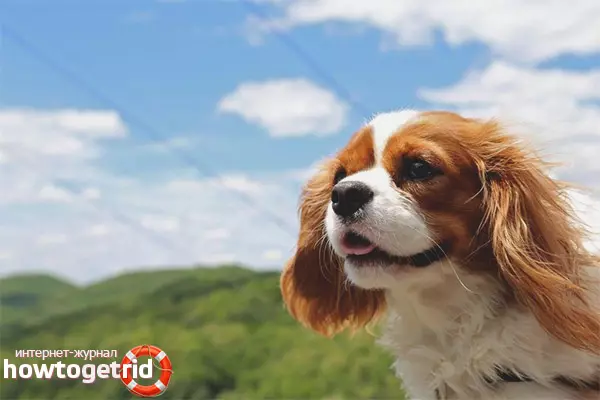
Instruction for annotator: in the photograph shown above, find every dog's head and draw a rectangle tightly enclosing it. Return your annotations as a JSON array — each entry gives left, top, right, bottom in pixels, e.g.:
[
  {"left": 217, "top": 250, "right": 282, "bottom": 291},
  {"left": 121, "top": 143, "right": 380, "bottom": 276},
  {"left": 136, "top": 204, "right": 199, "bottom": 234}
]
[{"left": 281, "top": 110, "right": 600, "bottom": 352}]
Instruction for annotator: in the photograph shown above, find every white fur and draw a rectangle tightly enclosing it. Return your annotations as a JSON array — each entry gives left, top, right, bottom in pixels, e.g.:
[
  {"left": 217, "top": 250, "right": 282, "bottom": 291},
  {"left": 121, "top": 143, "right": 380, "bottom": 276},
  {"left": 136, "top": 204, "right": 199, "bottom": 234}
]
[
  {"left": 369, "top": 109, "right": 420, "bottom": 163},
  {"left": 325, "top": 110, "right": 433, "bottom": 288},
  {"left": 325, "top": 110, "right": 600, "bottom": 399},
  {"left": 378, "top": 263, "right": 600, "bottom": 399},
  {"left": 325, "top": 167, "right": 432, "bottom": 281}
]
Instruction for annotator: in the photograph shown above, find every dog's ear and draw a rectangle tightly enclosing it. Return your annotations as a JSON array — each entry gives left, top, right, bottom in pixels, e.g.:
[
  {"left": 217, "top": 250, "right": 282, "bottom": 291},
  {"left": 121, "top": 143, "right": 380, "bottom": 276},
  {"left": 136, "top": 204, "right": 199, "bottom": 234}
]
[
  {"left": 479, "top": 124, "right": 600, "bottom": 353},
  {"left": 280, "top": 160, "right": 385, "bottom": 336}
]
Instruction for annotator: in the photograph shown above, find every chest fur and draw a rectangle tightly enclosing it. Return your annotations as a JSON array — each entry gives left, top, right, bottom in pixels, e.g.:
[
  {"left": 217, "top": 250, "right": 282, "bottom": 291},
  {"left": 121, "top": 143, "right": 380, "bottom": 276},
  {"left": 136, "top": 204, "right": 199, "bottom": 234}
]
[{"left": 378, "top": 294, "right": 599, "bottom": 399}]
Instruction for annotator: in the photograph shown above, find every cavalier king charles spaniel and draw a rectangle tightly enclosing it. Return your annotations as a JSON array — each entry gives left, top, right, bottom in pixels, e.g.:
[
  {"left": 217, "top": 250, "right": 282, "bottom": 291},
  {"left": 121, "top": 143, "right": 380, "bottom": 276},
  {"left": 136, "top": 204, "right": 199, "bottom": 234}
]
[{"left": 280, "top": 110, "right": 600, "bottom": 399}]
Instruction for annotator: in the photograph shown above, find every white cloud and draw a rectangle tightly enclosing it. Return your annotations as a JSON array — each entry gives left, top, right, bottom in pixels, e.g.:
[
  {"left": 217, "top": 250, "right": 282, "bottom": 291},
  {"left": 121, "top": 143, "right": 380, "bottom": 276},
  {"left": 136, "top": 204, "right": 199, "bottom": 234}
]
[
  {"left": 218, "top": 174, "right": 265, "bottom": 194},
  {"left": 251, "top": 0, "right": 600, "bottom": 63},
  {"left": 217, "top": 78, "right": 349, "bottom": 137},
  {"left": 36, "top": 234, "right": 68, "bottom": 246},
  {"left": 0, "top": 160, "right": 303, "bottom": 282},
  {"left": 262, "top": 249, "right": 283, "bottom": 261},
  {"left": 85, "top": 224, "right": 111, "bottom": 237},
  {"left": 38, "top": 184, "right": 74, "bottom": 203},
  {"left": 0, "top": 108, "right": 126, "bottom": 140},
  {"left": 0, "top": 165, "right": 303, "bottom": 283},
  {"left": 28, "top": 185, "right": 100, "bottom": 204},
  {"left": 0, "top": 104, "right": 307, "bottom": 283},
  {"left": 140, "top": 215, "right": 181, "bottom": 233},
  {"left": 203, "top": 228, "right": 230, "bottom": 240},
  {"left": 419, "top": 61, "right": 600, "bottom": 184},
  {"left": 569, "top": 189, "right": 600, "bottom": 253},
  {"left": 164, "top": 174, "right": 277, "bottom": 198},
  {"left": 0, "top": 108, "right": 127, "bottom": 206},
  {"left": 0, "top": 149, "right": 9, "bottom": 164},
  {"left": 81, "top": 187, "right": 101, "bottom": 201}
]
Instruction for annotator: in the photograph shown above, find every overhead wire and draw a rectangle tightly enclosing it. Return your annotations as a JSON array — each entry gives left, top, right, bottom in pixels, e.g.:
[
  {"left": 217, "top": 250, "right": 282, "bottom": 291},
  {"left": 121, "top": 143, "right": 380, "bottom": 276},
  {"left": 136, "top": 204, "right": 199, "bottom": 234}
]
[
  {"left": 0, "top": 3, "right": 371, "bottom": 255},
  {"left": 239, "top": 0, "right": 374, "bottom": 118},
  {"left": 0, "top": 22, "right": 296, "bottom": 244}
]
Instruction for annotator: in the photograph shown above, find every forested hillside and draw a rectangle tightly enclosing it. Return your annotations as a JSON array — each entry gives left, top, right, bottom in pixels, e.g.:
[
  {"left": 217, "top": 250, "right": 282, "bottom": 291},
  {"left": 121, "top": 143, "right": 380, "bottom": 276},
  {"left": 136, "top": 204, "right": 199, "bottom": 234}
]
[{"left": 0, "top": 266, "right": 406, "bottom": 399}]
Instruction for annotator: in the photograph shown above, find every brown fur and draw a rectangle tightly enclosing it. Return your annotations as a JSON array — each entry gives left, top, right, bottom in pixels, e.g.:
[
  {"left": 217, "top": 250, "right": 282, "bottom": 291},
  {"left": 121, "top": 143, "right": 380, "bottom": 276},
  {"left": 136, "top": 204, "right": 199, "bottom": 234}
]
[
  {"left": 281, "top": 111, "right": 600, "bottom": 353},
  {"left": 475, "top": 122, "right": 600, "bottom": 354},
  {"left": 280, "top": 128, "right": 385, "bottom": 336}
]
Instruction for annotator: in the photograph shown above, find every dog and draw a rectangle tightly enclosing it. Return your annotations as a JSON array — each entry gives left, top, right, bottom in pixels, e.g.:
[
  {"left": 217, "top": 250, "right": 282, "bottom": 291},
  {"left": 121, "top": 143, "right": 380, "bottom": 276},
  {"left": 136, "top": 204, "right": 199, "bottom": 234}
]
[{"left": 280, "top": 110, "right": 600, "bottom": 399}]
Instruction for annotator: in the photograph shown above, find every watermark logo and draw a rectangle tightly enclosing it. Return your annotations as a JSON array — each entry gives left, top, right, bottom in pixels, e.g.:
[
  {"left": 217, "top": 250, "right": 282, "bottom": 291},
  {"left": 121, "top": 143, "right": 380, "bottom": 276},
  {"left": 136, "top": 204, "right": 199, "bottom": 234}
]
[
  {"left": 120, "top": 345, "right": 172, "bottom": 397},
  {"left": 4, "top": 344, "right": 173, "bottom": 398}
]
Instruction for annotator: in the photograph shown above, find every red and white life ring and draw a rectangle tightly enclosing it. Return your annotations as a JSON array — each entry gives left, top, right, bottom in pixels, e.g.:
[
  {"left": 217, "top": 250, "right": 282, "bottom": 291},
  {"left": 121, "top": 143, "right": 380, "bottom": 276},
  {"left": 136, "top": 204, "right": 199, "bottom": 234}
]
[{"left": 120, "top": 345, "right": 172, "bottom": 397}]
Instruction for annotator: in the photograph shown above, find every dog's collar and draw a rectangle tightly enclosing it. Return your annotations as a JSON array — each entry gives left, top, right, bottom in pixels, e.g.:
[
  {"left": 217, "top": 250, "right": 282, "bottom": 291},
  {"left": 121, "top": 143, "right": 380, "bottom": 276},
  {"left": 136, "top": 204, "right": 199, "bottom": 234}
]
[
  {"left": 407, "top": 242, "right": 449, "bottom": 268},
  {"left": 487, "top": 367, "right": 600, "bottom": 391},
  {"left": 434, "top": 367, "right": 599, "bottom": 399}
]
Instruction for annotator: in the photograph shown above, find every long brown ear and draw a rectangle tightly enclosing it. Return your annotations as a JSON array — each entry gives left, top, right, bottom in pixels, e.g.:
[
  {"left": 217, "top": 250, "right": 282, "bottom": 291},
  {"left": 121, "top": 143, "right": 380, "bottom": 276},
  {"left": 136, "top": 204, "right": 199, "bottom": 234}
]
[
  {"left": 281, "top": 160, "right": 385, "bottom": 336},
  {"left": 479, "top": 129, "right": 600, "bottom": 353}
]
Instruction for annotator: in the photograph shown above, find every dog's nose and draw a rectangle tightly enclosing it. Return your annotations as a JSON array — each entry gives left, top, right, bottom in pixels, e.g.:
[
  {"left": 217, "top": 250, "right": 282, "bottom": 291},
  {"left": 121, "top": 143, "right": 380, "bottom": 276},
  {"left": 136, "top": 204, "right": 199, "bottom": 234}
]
[{"left": 331, "top": 181, "right": 374, "bottom": 218}]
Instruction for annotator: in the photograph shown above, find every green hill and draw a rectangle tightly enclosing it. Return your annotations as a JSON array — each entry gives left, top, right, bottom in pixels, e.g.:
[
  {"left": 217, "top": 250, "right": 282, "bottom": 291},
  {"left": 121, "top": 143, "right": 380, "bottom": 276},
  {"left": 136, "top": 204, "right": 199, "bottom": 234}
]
[
  {"left": 0, "top": 274, "right": 79, "bottom": 325},
  {"left": 0, "top": 265, "right": 406, "bottom": 399}
]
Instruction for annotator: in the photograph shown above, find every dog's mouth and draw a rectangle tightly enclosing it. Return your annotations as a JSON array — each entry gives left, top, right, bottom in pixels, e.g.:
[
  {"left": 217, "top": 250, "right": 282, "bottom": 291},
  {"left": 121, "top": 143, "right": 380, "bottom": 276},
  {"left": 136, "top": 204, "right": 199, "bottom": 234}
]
[
  {"left": 340, "top": 231, "right": 449, "bottom": 268},
  {"left": 341, "top": 231, "right": 375, "bottom": 254},
  {"left": 340, "top": 231, "right": 401, "bottom": 266}
]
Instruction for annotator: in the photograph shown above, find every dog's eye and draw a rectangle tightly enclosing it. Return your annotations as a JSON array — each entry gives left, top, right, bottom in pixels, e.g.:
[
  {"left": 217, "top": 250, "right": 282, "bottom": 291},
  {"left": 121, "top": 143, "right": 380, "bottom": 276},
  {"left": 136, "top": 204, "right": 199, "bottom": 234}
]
[
  {"left": 405, "top": 159, "right": 438, "bottom": 181},
  {"left": 333, "top": 168, "right": 346, "bottom": 185}
]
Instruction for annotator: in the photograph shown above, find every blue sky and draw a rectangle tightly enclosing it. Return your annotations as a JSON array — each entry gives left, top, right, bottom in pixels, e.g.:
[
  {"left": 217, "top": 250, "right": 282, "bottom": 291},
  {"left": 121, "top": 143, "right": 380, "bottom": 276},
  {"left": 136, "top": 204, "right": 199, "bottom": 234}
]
[
  {"left": 1, "top": 0, "right": 600, "bottom": 283},
  {"left": 2, "top": 0, "right": 483, "bottom": 173}
]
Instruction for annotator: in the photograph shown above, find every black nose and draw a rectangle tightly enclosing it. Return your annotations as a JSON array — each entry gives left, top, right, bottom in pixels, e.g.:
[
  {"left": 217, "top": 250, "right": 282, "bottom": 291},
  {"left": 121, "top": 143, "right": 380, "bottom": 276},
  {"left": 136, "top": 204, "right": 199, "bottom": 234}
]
[{"left": 331, "top": 181, "right": 374, "bottom": 218}]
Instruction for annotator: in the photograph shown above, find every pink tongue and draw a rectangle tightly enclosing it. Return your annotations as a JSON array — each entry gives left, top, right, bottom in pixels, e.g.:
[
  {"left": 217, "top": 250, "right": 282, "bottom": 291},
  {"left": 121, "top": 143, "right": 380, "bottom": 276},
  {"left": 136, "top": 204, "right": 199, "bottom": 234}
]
[{"left": 341, "top": 240, "right": 376, "bottom": 255}]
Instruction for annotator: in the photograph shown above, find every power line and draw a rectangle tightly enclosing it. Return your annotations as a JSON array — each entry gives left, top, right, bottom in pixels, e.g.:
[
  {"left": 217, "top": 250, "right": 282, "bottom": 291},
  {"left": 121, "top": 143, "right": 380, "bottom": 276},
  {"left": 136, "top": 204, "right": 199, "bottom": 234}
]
[
  {"left": 0, "top": 22, "right": 203, "bottom": 258},
  {"left": 0, "top": 22, "right": 297, "bottom": 239},
  {"left": 239, "top": 0, "right": 373, "bottom": 119},
  {"left": 79, "top": 198, "right": 195, "bottom": 257},
  {"left": 1, "top": 3, "right": 374, "bottom": 248}
]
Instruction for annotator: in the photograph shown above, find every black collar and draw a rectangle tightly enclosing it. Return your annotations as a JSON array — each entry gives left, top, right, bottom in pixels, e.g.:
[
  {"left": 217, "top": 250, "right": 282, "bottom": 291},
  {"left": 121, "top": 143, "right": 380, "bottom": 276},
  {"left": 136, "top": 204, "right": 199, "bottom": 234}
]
[
  {"left": 408, "top": 243, "right": 449, "bottom": 268},
  {"left": 434, "top": 367, "right": 599, "bottom": 399},
  {"left": 488, "top": 367, "right": 600, "bottom": 391}
]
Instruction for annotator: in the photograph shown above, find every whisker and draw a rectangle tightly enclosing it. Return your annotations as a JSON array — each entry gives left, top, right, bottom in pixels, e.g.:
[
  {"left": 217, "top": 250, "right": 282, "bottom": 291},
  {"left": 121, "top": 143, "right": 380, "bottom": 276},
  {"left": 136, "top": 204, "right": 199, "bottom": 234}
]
[{"left": 411, "top": 208, "right": 478, "bottom": 295}]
